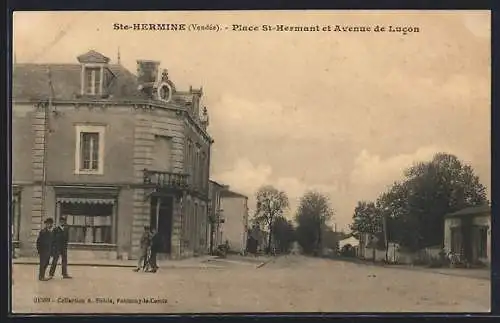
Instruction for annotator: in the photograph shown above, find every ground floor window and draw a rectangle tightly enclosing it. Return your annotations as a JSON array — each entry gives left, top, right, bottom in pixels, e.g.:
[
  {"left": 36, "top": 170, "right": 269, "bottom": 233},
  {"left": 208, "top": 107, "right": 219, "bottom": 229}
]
[
  {"left": 59, "top": 201, "right": 114, "bottom": 244},
  {"left": 478, "top": 226, "right": 488, "bottom": 258},
  {"left": 12, "top": 191, "right": 21, "bottom": 241}
]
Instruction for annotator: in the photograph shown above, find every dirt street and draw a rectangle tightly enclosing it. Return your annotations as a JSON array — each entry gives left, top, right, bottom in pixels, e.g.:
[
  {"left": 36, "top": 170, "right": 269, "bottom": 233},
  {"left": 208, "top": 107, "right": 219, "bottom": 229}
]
[{"left": 11, "top": 255, "right": 490, "bottom": 313}]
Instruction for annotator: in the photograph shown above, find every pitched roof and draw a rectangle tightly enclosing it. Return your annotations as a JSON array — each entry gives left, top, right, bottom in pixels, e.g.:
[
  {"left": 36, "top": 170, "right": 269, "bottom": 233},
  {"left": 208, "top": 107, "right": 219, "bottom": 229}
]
[
  {"left": 13, "top": 63, "right": 149, "bottom": 101},
  {"left": 220, "top": 189, "right": 248, "bottom": 199},
  {"left": 209, "top": 180, "right": 228, "bottom": 189},
  {"left": 445, "top": 204, "right": 491, "bottom": 218},
  {"left": 77, "top": 50, "right": 111, "bottom": 64}
]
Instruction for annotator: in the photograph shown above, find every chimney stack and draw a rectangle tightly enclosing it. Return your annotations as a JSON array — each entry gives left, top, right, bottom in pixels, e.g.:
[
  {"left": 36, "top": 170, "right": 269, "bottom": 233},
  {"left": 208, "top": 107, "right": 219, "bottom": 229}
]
[{"left": 137, "top": 60, "right": 160, "bottom": 85}]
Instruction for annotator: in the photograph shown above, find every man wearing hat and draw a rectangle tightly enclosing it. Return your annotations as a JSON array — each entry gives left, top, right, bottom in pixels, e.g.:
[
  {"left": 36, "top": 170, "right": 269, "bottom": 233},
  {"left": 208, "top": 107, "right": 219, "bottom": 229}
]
[
  {"left": 36, "top": 218, "right": 54, "bottom": 281},
  {"left": 49, "top": 215, "right": 72, "bottom": 279}
]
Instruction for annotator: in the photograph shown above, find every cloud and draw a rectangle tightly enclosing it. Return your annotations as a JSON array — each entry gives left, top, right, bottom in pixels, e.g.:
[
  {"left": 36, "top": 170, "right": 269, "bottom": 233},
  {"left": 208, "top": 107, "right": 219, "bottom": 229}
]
[
  {"left": 213, "top": 158, "right": 272, "bottom": 197},
  {"left": 212, "top": 158, "right": 340, "bottom": 220},
  {"left": 349, "top": 145, "right": 472, "bottom": 189},
  {"left": 209, "top": 94, "right": 345, "bottom": 141}
]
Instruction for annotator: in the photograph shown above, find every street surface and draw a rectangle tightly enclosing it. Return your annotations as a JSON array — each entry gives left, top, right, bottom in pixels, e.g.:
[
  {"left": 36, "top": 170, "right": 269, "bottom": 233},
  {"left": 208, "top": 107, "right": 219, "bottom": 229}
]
[{"left": 12, "top": 255, "right": 490, "bottom": 313}]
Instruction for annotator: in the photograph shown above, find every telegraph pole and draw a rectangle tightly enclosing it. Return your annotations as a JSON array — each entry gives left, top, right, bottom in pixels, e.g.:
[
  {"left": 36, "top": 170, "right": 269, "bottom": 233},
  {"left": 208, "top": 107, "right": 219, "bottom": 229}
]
[
  {"left": 41, "top": 67, "right": 54, "bottom": 220},
  {"left": 383, "top": 212, "right": 389, "bottom": 262}
]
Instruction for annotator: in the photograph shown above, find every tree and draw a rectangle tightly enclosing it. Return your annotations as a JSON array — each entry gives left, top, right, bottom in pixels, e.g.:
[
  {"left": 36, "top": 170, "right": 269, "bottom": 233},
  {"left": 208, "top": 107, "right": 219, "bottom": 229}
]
[
  {"left": 350, "top": 201, "right": 385, "bottom": 250},
  {"left": 350, "top": 201, "right": 381, "bottom": 238},
  {"left": 271, "top": 216, "right": 295, "bottom": 254},
  {"left": 295, "top": 191, "right": 334, "bottom": 255},
  {"left": 373, "top": 153, "right": 488, "bottom": 251},
  {"left": 253, "top": 185, "right": 290, "bottom": 254}
]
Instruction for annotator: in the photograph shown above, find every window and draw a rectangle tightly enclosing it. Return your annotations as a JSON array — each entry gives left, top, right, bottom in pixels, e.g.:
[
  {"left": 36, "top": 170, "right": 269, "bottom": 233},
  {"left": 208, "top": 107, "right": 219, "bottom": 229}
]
[
  {"left": 81, "top": 133, "right": 99, "bottom": 170},
  {"left": 193, "top": 203, "right": 198, "bottom": 250},
  {"left": 59, "top": 202, "right": 114, "bottom": 244},
  {"left": 478, "top": 226, "right": 488, "bottom": 258},
  {"left": 85, "top": 67, "right": 102, "bottom": 95},
  {"left": 195, "top": 145, "right": 201, "bottom": 188},
  {"left": 186, "top": 140, "right": 193, "bottom": 185},
  {"left": 201, "top": 152, "right": 207, "bottom": 190},
  {"left": 12, "top": 191, "right": 21, "bottom": 241},
  {"left": 183, "top": 199, "right": 190, "bottom": 246},
  {"left": 152, "top": 136, "right": 172, "bottom": 171},
  {"left": 75, "top": 125, "right": 105, "bottom": 174}
]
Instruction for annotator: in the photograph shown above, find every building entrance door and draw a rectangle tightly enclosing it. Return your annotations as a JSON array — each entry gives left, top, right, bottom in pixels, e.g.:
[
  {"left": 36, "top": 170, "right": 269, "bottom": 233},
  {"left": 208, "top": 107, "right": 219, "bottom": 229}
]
[{"left": 150, "top": 196, "right": 173, "bottom": 254}]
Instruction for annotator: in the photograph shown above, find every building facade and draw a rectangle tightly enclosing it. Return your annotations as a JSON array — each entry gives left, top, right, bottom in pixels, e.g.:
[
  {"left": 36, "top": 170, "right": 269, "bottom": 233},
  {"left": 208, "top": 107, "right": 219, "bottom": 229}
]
[
  {"left": 219, "top": 190, "right": 249, "bottom": 254},
  {"left": 12, "top": 50, "right": 213, "bottom": 260},
  {"left": 444, "top": 205, "right": 491, "bottom": 266},
  {"left": 207, "top": 180, "right": 228, "bottom": 254}
]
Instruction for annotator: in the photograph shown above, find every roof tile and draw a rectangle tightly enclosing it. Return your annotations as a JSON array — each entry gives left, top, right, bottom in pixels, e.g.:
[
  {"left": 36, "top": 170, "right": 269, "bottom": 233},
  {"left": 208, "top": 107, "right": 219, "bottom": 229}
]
[{"left": 13, "top": 63, "right": 149, "bottom": 101}]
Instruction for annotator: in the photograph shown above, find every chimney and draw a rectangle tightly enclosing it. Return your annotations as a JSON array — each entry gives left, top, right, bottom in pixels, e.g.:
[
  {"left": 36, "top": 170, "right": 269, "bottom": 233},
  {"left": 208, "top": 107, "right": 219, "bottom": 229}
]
[{"left": 136, "top": 60, "right": 160, "bottom": 87}]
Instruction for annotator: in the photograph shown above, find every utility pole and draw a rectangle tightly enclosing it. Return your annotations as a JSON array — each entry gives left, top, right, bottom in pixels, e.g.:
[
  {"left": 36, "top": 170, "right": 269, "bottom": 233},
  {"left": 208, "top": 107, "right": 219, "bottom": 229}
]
[
  {"left": 383, "top": 212, "right": 389, "bottom": 262},
  {"left": 41, "top": 67, "right": 54, "bottom": 221}
]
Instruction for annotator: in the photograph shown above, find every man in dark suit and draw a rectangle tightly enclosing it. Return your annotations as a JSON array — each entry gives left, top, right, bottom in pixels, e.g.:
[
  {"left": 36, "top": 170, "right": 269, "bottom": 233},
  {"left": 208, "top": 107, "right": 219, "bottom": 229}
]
[
  {"left": 48, "top": 215, "right": 72, "bottom": 279},
  {"left": 36, "top": 218, "right": 54, "bottom": 281},
  {"left": 148, "top": 228, "right": 162, "bottom": 273}
]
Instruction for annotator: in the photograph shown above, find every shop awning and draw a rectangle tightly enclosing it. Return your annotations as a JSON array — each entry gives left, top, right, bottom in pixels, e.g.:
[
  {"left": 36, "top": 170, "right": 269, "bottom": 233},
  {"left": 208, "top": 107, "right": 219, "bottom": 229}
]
[{"left": 57, "top": 197, "right": 115, "bottom": 205}]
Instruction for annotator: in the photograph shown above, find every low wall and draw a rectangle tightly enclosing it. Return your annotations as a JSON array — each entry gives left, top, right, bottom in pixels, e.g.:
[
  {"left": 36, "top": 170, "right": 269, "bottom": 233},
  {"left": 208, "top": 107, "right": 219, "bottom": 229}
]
[{"left": 361, "top": 245, "right": 443, "bottom": 265}]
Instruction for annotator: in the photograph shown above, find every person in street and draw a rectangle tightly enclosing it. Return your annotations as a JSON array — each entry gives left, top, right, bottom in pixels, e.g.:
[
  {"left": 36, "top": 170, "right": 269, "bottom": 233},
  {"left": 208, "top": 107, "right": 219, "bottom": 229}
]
[
  {"left": 36, "top": 218, "right": 54, "bottom": 281},
  {"left": 134, "top": 226, "right": 152, "bottom": 272},
  {"left": 148, "top": 228, "right": 162, "bottom": 273},
  {"left": 48, "top": 215, "right": 72, "bottom": 279}
]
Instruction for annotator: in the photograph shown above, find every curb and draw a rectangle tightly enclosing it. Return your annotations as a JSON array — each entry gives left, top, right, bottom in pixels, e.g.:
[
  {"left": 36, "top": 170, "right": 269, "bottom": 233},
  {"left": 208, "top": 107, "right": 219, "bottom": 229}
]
[{"left": 13, "top": 261, "right": 223, "bottom": 269}]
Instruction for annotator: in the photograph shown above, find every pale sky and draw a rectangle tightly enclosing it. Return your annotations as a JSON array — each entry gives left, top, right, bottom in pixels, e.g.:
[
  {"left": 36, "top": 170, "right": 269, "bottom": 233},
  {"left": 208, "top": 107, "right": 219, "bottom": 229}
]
[{"left": 13, "top": 11, "right": 491, "bottom": 230}]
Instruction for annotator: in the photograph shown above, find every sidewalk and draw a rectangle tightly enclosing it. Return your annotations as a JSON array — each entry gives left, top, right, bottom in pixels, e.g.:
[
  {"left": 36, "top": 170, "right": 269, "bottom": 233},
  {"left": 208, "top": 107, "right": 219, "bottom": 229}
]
[{"left": 12, "top": 255, "right": 222, "bottom": 269}]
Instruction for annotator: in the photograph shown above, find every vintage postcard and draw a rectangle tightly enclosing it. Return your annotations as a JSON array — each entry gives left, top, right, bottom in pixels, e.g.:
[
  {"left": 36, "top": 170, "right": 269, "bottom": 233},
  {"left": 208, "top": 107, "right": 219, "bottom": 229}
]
[{"left": 11, "top": 10, "right": 491, "bottom": 314}]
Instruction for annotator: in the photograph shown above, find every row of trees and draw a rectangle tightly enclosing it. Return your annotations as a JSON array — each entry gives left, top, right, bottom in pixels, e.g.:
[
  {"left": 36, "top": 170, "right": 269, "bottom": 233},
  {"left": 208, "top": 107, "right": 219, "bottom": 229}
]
[
  {"left": 350, "top": 153, "right": 488, "bottom": 252},
  {"left": 252, "top": 186, "right": 335, "bottom": 255}
]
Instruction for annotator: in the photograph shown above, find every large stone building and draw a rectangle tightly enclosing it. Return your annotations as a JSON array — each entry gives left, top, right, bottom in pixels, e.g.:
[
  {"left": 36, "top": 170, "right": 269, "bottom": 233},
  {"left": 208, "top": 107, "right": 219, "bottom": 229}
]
[{"left": 12, "top": 50, "right": 213, "bottom": 260}]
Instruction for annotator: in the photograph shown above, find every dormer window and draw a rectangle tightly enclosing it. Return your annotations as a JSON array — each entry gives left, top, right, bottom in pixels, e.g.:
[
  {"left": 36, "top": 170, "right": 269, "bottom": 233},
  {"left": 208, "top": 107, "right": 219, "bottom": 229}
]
[
  {"left": 85, "top": 67, "right": 102, "bottom": 95},
  {"left": 77, "top": 50, "right": 111, "bottom": 97}
]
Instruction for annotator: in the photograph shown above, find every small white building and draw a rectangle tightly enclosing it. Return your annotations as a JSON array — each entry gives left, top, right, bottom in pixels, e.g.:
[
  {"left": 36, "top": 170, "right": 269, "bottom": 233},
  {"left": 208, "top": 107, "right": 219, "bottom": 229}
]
[
  {"left": 444, "top": 205, "right": 491, "bottom": 266},
  {"left": 219, "top": 189, "right": 249, "bottom": 254}
]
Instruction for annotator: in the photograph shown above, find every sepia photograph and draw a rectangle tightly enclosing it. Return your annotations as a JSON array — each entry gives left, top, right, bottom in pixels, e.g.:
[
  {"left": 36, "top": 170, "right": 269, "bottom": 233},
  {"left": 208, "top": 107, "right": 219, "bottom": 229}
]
[{"left": 10, "top": 10, "right": 491, "bottom": 313}]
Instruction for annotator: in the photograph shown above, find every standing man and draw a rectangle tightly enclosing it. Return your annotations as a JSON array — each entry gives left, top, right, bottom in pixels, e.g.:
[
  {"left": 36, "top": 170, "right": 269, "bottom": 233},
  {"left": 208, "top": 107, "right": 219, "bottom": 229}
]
[
  {"left": 49, "top": 215, "right": 72, "bottom": 279},
  {"left": 148, "top": 228, "right": 162, "bottom": 273},
  {"left": 36, "top": 218, "right": 54, "bottom": 281}
]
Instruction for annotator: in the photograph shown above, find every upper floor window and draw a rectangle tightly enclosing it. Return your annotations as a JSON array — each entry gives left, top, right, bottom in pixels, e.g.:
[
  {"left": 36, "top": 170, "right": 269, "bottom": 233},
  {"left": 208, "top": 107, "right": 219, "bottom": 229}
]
[
  {"left": 85, "top": 67, "right": 102, "bottom": 95},
  {"left": 75, "top": 125, "right": 105, "bottom": 175}
]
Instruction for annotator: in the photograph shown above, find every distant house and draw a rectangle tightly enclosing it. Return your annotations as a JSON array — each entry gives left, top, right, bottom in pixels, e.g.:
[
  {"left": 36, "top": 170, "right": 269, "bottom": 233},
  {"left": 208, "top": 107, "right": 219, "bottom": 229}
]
[
  {"left": 444, "top": 205, "right": 491, "bottom": 266},
  {"left": 219, "top": 189, "right": 249, "bottom": 254},
  {"left": 208, "top": 180, "right": 228, "bottom": 254}
]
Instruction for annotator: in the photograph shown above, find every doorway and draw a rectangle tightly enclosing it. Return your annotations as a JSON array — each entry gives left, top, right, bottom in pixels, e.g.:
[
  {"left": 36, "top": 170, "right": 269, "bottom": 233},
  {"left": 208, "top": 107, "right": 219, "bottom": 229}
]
[{"left": 150, "top": 196, "right": 173, "bottom": 254}]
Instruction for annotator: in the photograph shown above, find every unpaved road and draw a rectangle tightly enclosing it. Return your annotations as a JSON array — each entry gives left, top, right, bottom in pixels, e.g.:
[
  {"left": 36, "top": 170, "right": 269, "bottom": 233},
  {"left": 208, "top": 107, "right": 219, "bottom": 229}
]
[{"left": 11, "top": 255, "right": 490, "bottom": 313}]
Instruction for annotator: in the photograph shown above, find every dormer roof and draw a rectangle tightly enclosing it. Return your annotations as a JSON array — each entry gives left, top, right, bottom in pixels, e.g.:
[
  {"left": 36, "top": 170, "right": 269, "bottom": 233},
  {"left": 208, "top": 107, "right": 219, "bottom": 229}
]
[{"left": 77, "top": 50, "right": 110, "bottom": 64}]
